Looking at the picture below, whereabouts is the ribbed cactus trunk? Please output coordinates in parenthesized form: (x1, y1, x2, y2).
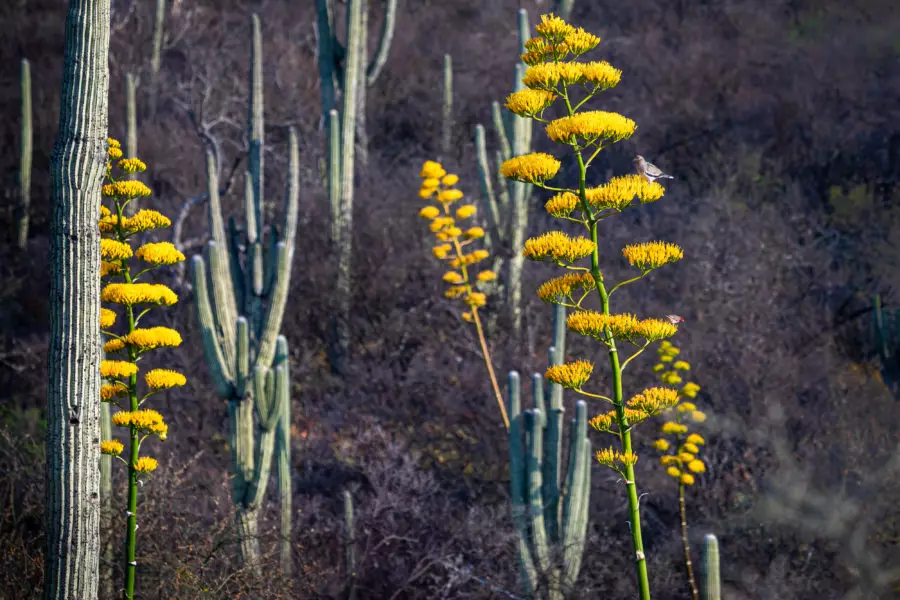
(44, 2, 110, 599)
(702, 534, 721, 600)
(343, 490, 358, 600)
(507, 305, 591, 599)
(16, 58, 32, 249)
(148, 0, 165, 120)
(474, 8, 534, 336)
(191, 14, 300, 570)
(441, 54, 453, 163)
(276, 390, 293, 576)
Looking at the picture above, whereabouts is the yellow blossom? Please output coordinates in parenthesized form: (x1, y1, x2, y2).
(581, 61, 622, 90)
(687, 460, 706, 474)
(419, 187, 436, 199)
(100, 308, 117, 328)
(103, 339, 126, 353)
(461, 312, 473, 323)
(112, 409, 167, 437)
(652, 439, 670, 452)
(420, 206, 440, 219)
(100, 382, 128, 401)
(545, 111, 636, 146)
(505, 89, 557, 117)
(135, 242, 186, 266)
(100, 360, 138, 379)
(627, 387, 680, 414)
(500, 153, 561, 184)
(564, 28, 601, 55)
(464, 227, 485, 239)
(432, 244, 452, 259)
(101, 283, 178, 306)
(422, 178, 440, 189)
(108, 146, 123, 160)
(100, 440, 124, 456)
(673, 360, 691, 371)
(652, 364, 665, 373)
(465, 292, 487, 308)
(456, 205, 476, 219)
(666, 466, 682, 478)
(677, 402, 697, 412)
(102, 180, 152, 199)
(691, 410, 707, 423)
(635, 318, 678, 342)
(686, 433, 705, 446)
(441, 174, 459, 186)
(98, 214, 126, 234)
(117, 158, 147, 173)
(681, 443, 700, 454)
(100, 260, 123, 278)
(681, 382, 701, 398)
(145, 369, 187, 391)
(622, 241, 684, 271)
(534, 13, 576, 42)
(584, 175, 665, 211)
(678, 452, 696, 463)
(680, 473, 695, 486)
(589, 412, 614, 432)
(443, 271, 465, 284)
(522, 62, 584, 90)
(544, 191, 580, 218)
(445, 285, 468, 299)
(660, 456, 679, 466)
(437, 189, 464, 204)
(134, 457, 159, 473)
(595, 447, 639, 469)
(661, 421, 688, 435)
(420, 160, 446, 179)
(107, 138, 121, 149)
(536, 272, 597, 303)
(125, 209, 171, 233)
(477, 270, 497, 282)
(566, 310, 641, 341)
(523, 231, 595, 263)
(122, 327, 183, 350)
(100, 239, 133, 261)
(545, 360, 593, 389)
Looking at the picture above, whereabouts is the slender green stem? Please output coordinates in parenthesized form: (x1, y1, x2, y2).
(609, 271, 649, 295)
(679, 480, 699, 600)
(620, 342, 651, 372)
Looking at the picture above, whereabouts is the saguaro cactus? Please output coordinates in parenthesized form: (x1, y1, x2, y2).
(16, 58, 32, 249)
(508, 304, 591, 598)
(44, 2, 110, 599)
(701, 534, 721, 600)
(441, 53, 453, 162)
(474, 8, 534, 335)
(148, 0, 165, 119)
(343, 490, 358, 600)
(191, 14, 299, 568)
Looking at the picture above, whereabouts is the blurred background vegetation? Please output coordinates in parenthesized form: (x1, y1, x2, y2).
(1, 0, 899, 597)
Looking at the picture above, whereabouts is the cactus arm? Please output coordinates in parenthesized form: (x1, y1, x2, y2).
(204, 145, 239, 323)
(474, 125, 502, 246)
(526, 410, 551, 574)
(365, 0, 397, 85)
(125, 72, 137, 161)
(248, 14, 265, 235)
(281, 128, 301, 251)
(491, 101, 512, 164)
(276, 360, 292, 576)
(235, 317, 251, 398)
(494, 148, 511, 214)
(441, 54, 453, 162)
(16, 58, 31, 249)
(344, 489, 358, 600)
(247, 368, 285, 509)
(254, 242, 292, 370)
(227, 216, 246, 311)
(702, 534, 721, 600)
(517, 8, 529, 55)
(543, 403, 563, 543)
(508, 371, 538, 593)
(328, 109, 342, 244)
(562, 401, 588, 553)
(563, 435, 590, 587)
(191, 254, 235, 398)
(532, 373, 546, 427)
(148, 0, 165, 118)
(315, 0, 338, 118)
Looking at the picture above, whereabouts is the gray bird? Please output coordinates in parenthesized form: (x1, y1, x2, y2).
(634, 154, 674, 183)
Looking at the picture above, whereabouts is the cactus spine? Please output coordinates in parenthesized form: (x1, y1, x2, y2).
(16, 58, 32, 249)
(343, 489, 358, 600)
(191, 14, 299, 568)
(441, 53, 453, 162)
(44, 1, 109, 598)
(474, 9, 534, 335)
(702, 534, 721, 600)
(508, 305, 591, 598)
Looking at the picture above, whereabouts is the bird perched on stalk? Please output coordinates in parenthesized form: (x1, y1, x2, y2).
(634, 154, 674, 183)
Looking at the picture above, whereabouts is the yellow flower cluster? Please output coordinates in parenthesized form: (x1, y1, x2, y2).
(101, 283, 178, 306)
(123, 327, 183, 350)
(627, 387, 681, 415)
(505, 89, 557, 118)
(544, 360, 594, 389)
(135, 242, 186, 266)
(585, 175, 665, 211)
(536, 271, 597, 303)
(590, 407, 651, 433)
(124, 209, 171, 234)
(100, 307, 117, 328)
(102, 180, 152, 199)
(117, 158, 147, 173)
(523, 231, 595, 263)
(417, 161, 494, 319)
(145, 369, 187, 391)
(546, 111, 636, 146)
(100, 382, 128, 401)
(101, 360, 138, 379)
(100, 440, 124, 456)
(111, 409, 168, 439)
(651, 343, 708, 486)
(595, 448, 638, 471)
(566, 310, 678, 344)
(500, 153, 561, 184)
(134, 457, 159, 473)
(103, 338, 126, 353)
(101, 238, 133, 261)
(622, 241, 684, 271)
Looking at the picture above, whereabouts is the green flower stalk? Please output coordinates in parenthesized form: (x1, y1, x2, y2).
(416, 162, 509, 429)
(649, 342, 708, 600)
(501, 13, 685, 599)
(97, 139, 187, 599)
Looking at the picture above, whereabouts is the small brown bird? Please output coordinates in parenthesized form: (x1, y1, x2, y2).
(665, 314, 684, 325)
(634, 155, 674, 183)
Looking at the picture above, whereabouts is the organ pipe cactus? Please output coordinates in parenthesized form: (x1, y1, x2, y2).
(508, 304, 591, 598)
(16, 58, 32, 249)
(702, 534, 721, 600)
(474, 8, 534, 334)
(191, 13, 299, 568)
(441, 54, 453, 162)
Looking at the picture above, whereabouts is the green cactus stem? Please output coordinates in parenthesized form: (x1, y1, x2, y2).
(344, 489, 358, 600)
(873, 294, 900, 397)
(441, 53, 453, 162)
(148, 0, 165, 119)
(16, 58, 32, 249)
(276, 383, 292, 576)
(191, 13, 300, 569)
(702, 534, 721, 600)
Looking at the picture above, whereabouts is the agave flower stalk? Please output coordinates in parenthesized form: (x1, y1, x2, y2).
(500, 14, 690, 599)
(98, 140, 187, 599)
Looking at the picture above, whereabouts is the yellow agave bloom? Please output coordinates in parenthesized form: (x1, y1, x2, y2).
(546, 111, 636, 146)
(135, 242, 186, 266)
(545, 360, 594, 389)
(680, 473, 695, 486)
(567, 310, 641, 341)
(100, 238, 133, 261)
(108, 146, 123, 160)
(522, 62, 585, 91)
(661, 421, 688, 435)
(505, 89, 557, 118)
(536, 272, 597, 303)
(101, 360, 138, 379)
(534, 13, 575, 42)
(420, 160, 446, 179)
(122, 327, 183, 350)
(585, 174, 665, 211)
(523, 231, 595, 263)
(622, 241, 684, 271)
(112, 409, 167, 437)
(635, 318, 678, 342)
(100, 307, 117, 328)
(580, 61, 622, 90)
(100, 382, 128, 401)
(500, 153, 561, 185)
(102, 180, 152, 199)
(103, 339, 126, 353)
(686, 433, 705, 446)
(681, 442, 700, 454)
(134, 457, 159, 473)
(544, 191, 580, 218)
(101, 283, 178, 306)
(476, 270, 496, 282)
(627, 387, 680, 414)
(455, 205, 477, 219)
(420, 206, 440, 219)
(125, 209, 171, 234)
(652, 439, 670, 452)
(117, 158, 147, 173)
(564, 28, 601, 56)
(596, 447, 639, 469)
(687, 459, 706, 473)
(100, 440, 124, 456)
(145, 369, 187, 391)
(681, 382, 701, 398)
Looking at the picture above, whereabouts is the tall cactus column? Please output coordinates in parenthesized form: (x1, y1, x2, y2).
(507, 305, 591, 598)
(191, 14, 300, 568)
(474, 8, 534, 335)
(44, 1, 110, 599)
(16, 58, 32, 249)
